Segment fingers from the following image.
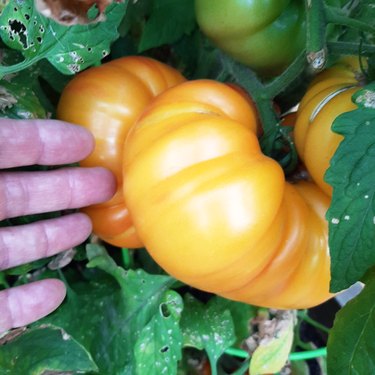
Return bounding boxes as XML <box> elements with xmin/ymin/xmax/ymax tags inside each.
<box><xmin>0</xmin><ymin>279</ymin><xmax>66</xmax><ymax>333</ymax></box>
<box><xmin>0</xmin><ymin>119</ymin><xmax>94</xmax><ymax>169</ymax></box>
<box><xmin>0</xmin><ymin>213</ymin><xmax>92</xmax><ymax>270</ymax></box>
<box><xmin>0</xmin><ymin>167</ymin><xmax>116</xmax><ymax>220</ymax></box>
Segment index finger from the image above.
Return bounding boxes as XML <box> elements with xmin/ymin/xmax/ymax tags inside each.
<box><xmin>0</xmin><ymin>119</ymin><xmax>94</xmax><ymax>169</ymax></box>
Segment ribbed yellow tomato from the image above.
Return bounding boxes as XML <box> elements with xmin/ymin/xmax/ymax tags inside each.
<box><xmin>123</xmin><ymin>80</ymin><xmax>332</xmax><ymax>309</ymax></box>
<box><xmin>57</xmin><ymin>56</ymin><xmax>186</xmax><ymax>247</ymax></box>
<box><xmin>294</xmin><ymin>57</ymin><xmax>363</xmax><ymax>196</ymax></box>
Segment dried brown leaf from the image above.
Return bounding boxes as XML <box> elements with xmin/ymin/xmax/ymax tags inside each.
<box><xmin>34</xmin><ymin>0</ymin><xmax>120</xmax><ymax>25</ymax></box>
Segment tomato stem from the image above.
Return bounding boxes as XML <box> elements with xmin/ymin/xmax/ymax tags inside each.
<box><xmin>297</xmin><ymin>310</ymin><xmax>330</xmax><ymax>334</ymax></box>
<box><xmin>263</xmin><ymin>52</ymin><xmax>307</xmax><ymax>99</ymax></box>
<box><xmin>325</xmin><ymin>5</ymin><xmax>375</xmax><ymax>34</ymax></box>
<box><xmin>121</xmin><ymin>248</ymin><xmax>133</xmax><ymax>269</ymax></box>
<box><xmin>219</xmin><ymin>53</ymin><xmax>301</xmax><ymax>172</ymax></box>
<box><xmin>327</xmin><ymin>41</ymin><xmax>375</xmax><ymax>56</ymax></box>
<box><xmin>0</xmin><ymin>57</ymin><xmax>41</xmax><ymax>78</ymax></box>
<box><xmin>305</xmin><ymin>0</ymin><xmax>328</xmax><ymax>71</ymax></box>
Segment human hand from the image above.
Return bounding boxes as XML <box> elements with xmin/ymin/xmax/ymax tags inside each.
<box><xmin>0</xmin><ymin>119</ymin><xmax>116</xmax><ymax>333</ymax></box>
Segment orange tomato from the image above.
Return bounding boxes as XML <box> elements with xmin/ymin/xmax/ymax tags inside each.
<box><xmin>123</xmin><ymin>80</ymin><xmax>332</xmax><ymax>309</ymax></box>
<box><xmin>294</xmin><ymin>57</ymin><xmax>363</xmax><ymax>196</ymax></box>
<box><xmin>57</xmin><ymin>56</ymin><xmax>186</xmax><ymax>247</ymax></box>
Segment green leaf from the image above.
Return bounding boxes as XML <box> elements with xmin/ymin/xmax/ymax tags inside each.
<box><xmin>0</xmin><ymin>0</ymin><xmax>126</xmax><ymax>76</ymax></box>
<box><xmin>38</xmin><ymin>244</ymin><xmax>176</xmax><ymax>374</ymax></box>
<box><xmin>172</xmin><ymin>31</ymin><xmax>223</xmax><ymax>79</ymax></box>
<box><xmin>327</xmin><ymin>272</ymin><xmax>375</xmax><ymax>374</ymax></box>
<box><xmin>4</xmin><ymin>257</ymin><xmax>50</xmax><ymax>276</ymax></box>
<box><xmin>340</xmin><ymin>0</ymin><xmax>375</xmax><ymax>46</ymax></box>
<box><xmin>208</xmin><ymin>296</ymin><xmax>256</xmax><ymax>346</ymax></box>
<box><xmin>0</xmin><ymin>271</ymin><xmax>9</xmax><ymax>288</ymax></box>
<box><xmin>37</xmin><ymin>59</ymin><xmax>73</xmax><ymax>94</ymax></box>
<box><xmin>135</xmin><ymin>290</ymin><xmax>183</xmax><ymax>375</ymax></box>
<box><xmin>138</xmin><ymin>0</ymin><xmax>195</xmax><ymax>52</ymax></box>
<box><xmin>0</xmin><ymin>325</ymin><xmax>98</xmax><ymax>374</ymax></box>
<box><xmin>180</xmin><ymin>294</ymin><xmax>236</xmax><ymax>371</ymax></box>
<box><xmin>250</xmin><ymin>310</ymin><xmax>296</xmax><ymax>375</ymax></box>
<box><xmin>0</xmin><ymin>65</ymin><xmax>47</xmax><ymax>119</ymax></box>
<box><xmin>325</xmin><ymin>87</ymin><xmax>375</xmax><ymax>292</ymax></box>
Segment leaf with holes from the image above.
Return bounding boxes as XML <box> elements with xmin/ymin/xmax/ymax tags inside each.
<box><xmin>325</xmin><ymin>85</ymin><xmax>375</xmax><ymax>292</ymax></box>
<box><xmin>134</xmin><ymin>290</ymin><xmax>183</xmax><ymax>375</ymax></box>
<box><xmin>180</xmin><ymin>294</ymin><xmax>236</xmax><ymax>370</ymax></box>
<box><xmin>0</xmin><ymin>66</ymin><xmax>47</xmax><ymax>119</ymax></box>
<box><xmin>38</xmin><ymin>244</ymin><xmax>177</xmax><ymax>374</ymax></box>
<box><xmin>0</xmin><ymin>0</ymin><xmax>126</xmax><ymax>76</ymax></box>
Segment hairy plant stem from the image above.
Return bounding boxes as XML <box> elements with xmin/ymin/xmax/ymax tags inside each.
<box><xmin>305</xmin><ymin>0</ymin><xmax>327</xmax><ymax>71</ymax></box>
<box><xmin>325</xmin><ymin>5</ymin><xmax>375</xmax><ymax>34</ymax></box>
<box><xmin>0</xmin><ymin>57</ymin><xmax>41</xmax><ymax>78</ymax></box>
<box><xmin>328</xmin><ymin>41</ymin><xmax>375</xmax><ymax>56</ymax></box>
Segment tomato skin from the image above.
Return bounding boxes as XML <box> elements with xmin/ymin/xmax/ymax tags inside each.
<box><xmin>195</xmin><ymin>0</ymin><xmax>305</xmax><ymax>76</ymax></box>
<box><xmin>123</xmin><ymin>80</ymin><xmax>332</xmax><ymax>309</ymax></box>
<box><xmin>195</xmin><ymin>0</ymin><xmax>345</xmax><ymax>76</ymax></box>
<box><xmin>294</xmin><ymin>57</ymin><xmax>362</xmax><ymax>196</ymax></box>
<box><xmin>57</xmin><ymin>56</ymin><xmax>186</xmax><ymax>247</ymax></box>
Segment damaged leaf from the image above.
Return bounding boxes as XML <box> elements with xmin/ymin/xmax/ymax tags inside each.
<box><xmin>0</xmin><ymin>67</ymin><xmax>47</xmax><ymax>119</ymax></box>
<box><xmin>34</xmin><ymin>0</ymin><xmax>119</xmax><ymax>26</ymax></box>
<box><xmin>0</xmin><ymin>325</ymin><xmax>98</xmax><ymax>373</ymax></box>
<box><xmin>0</xmin><ymin>0</ymin><xmax>127</xmax><ymax>76</ymax></box>
<box><xmin>248</xmin><ymin>310</ymin><xmax>296</xmax><ymax>375</ymax></box>
<box><xmin>134</xmin><ymin>291</ymin><xmax>183</xmax><ymax>375</ymax></box>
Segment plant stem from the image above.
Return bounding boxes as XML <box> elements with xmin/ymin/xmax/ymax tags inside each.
<box><xmin>229</xmin><ymin>358</ymin><xmax>251</xmax><ymax>375</ymax></box>
<box><xmin>121</xmin><ymin>248</ymin><xmax>133</xmax><ymax>269</ymax></box>
<box><xmin>209</xmin><ymin>355</ymin><xmax>218</xmax><ymax>375</ymax></box>
<box><xmin>219</xmin><ymin>53</ymin><xmax>279</xmax><ymax>155</ymax></box>
<box><xmin>0</xmin><ymin>57</ymin><xmax>41</xmax><ymax>78</ymax></box>
<box><xmin>219</xmin><ymin>53</ymin><xmax>301</xmax><ymax>168</ymax></box>
<box><xmin>297</xmin><ymin>311</ymin><xmax>330</xmax><ymax>334</ymax></box>
<box><xmin>264</xmin><ymin>52</ymin><xmax>308</xmax><ymax>99</ymax></box>
<box><xmin>305</xmin><ymin>0</ymin><xmax>328</xmax><ymax>71</ymax></box>
<box><xmin>325</xmin><ymin>5</ymin><xmax>375</xmax><ymax>34</ymax></box>
<box><xmin>328</xmin><ymin>41</ymin><xmax>375</xmax><ymax>56</ymax></box>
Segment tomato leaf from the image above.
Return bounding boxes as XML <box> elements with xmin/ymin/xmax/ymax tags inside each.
<box><xmin>135</xmin><ymin>290</ymin><xmax>183</xmax><ymax>375</ymax></box>
<box><xmin>250</xmin><ymin>310</ymin><xmax>296</xmax><ymax>375</ymax></box>
<box><xmin>327</xmin><ymin>270</ymin><xmax>375</xmax><ymax>374</ymax></box>
<box><xmin>0</xmin><ymin>72</ymin><xmax>47</xmax><ymax>120</ymax></box>
<box><xmin>138</xmin><ymin>0</ymin><xmax>196</xmax><ymax>52</ymax></box>
<box><xmin>0</xmin><ymin>325</ymin><xmax>98</xmax><ymax>373</ymax></box>
<box><xmin>209</xmin><ymin>296</ymin><xmax>256</xmax><ymax>346</ymax></box>
<box><xmin>37</xmin><ymin>244</ymin><xmax>177</xmax><ymax>374</ymax></box>
<box><xmin>0</xmin><ymin>0</ymin><xmax>126</xmax><ymax>76</ymax></box>
<box><xmin>325</xmin><ymin>85</ymin><xmax>375</xmax><ymax>292</ymax></box>
<box><xmin>180</xmin><ymin>294</ymin><xmax>236</xmax><ymax>370</ymax></box>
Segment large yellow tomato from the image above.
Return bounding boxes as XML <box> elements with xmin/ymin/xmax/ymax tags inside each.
<box><xmin>57</xmin><ymin>56</ymin><xmax>186</xmax><ymax>247</ymax></box>
<box><xmin>123</xmin><ymin>80</ymin><xmax>332</xmax><ymax>309</ymax></box>
<box><xmin>294</xmin><ymin>57</ymin><xmax>363</xmax><ymax>196</ymax></box>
